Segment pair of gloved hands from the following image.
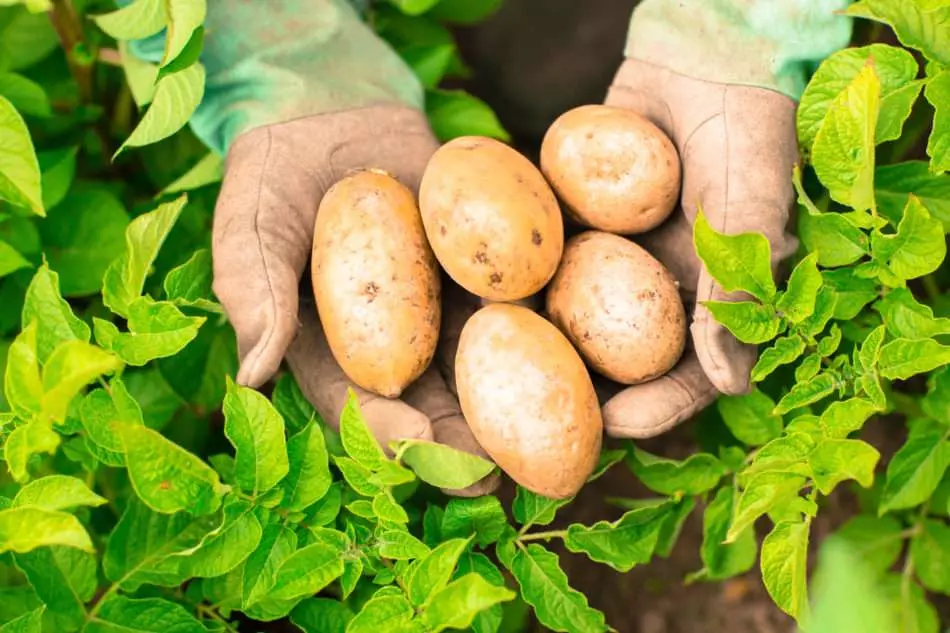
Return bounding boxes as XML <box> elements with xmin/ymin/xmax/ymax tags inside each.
<box><xmin>211</xmin><ymin>56</ymin><xmax>799</xmax><ymax>496</ymax></box>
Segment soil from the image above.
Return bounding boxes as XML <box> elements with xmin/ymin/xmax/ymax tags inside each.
<box><xmin>447</xmin><ymin>4</ymin><xmax>918</xmax><ymax>633</ymax></box>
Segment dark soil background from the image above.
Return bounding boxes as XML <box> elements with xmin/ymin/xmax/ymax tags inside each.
<box><xmin>445</xmin><ymin>3</ymin><xmax>924</xmax><ymax>632</ymax></box>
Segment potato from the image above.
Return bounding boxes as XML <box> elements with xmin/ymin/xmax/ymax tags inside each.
<box><xmin>540</xmin><ymin>104</ymin><xmax>681</xmax><ymax>234</ymax></box>
<box><xmin>419</xmin><ymin>136</ymin><xmax>564</xmax><ymax>301</ymax></box>
<box><xmin>546</xmin><ymin>231</ymin><xmax>686</xmax><ymax>385</ymax></box>
<box><xmin>312</xmin><ymin>170</ymin><xmax>440</xmax><ymax>398</ymax></box>
<box><xmin>455</xmin><ymin>303</ymin><xmax>602</xmax><ymax>498</ymax></box>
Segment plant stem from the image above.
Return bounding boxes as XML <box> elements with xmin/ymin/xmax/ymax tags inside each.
<box><xmin>86</xmin><ymin>582</ymin><xmax>120</xmax><ymax>623</ymax></box>
<box><xmin>48</xmin><ymin>0</ymin><xmax>93</xmax><ymax>103</ymax></box>
<box><xmin>518</xmin><ymin>529</ymin><xmax>567</xmax><ymax>543</ymax></box>
<box><xmin>197</xmin><ymin>604</ymin><xmax>238</xmax><ymax>633</ymax></box>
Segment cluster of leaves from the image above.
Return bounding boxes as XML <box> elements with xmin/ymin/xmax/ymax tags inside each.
<box><xmin>680</xmin><ymin>1</ymin><xmax>950</xmax><ymax>629</ymax></box>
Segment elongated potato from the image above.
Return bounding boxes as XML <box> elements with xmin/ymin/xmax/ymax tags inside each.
<box><xmin>419</xmin><ymin>136</ymin><xmax>564</xmax><ymax>301</ymax></box>
<box><xmin>546</xmin><ymin>231</ymin><xmax>686</xmax><ymax>384</ymax></box>
<box><xmin>312</xmin><ymin>170</ymin><xmax>440</xmax><ymax>398</ymax></box>
<box><xmin>541</xmin><ymin>104</ymin><xmax>681</xmax><ymax>234</ymax></box>
<box><xmin>455</xmin><ymin>303</ymin><xmax>602</xmax><ymax>498</ymax></box>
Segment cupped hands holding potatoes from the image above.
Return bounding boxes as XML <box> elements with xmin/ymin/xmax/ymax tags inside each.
<box><xmin>212</xmin><ymin>61</ymin><xmax>798</xmax><ymax>499</ymax></box>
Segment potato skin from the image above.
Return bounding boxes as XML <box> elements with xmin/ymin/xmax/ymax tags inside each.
<box><xmin>455</xmin><ymin>303</ymin><xmax>602</xmax><ymax>499</ymax></box>
<box><xmin>546</xmin><ymin>231</ymin><xmax>686</xmax><ymax>385</ymax></box>
<box><xmin>312</xmin><ymin>170</ymin><xmax>440</xmax><ymax>398</ymax></box>
<box><xmin>419</xmin><ymin>136</ymin><xmax>564</xmax><ymax>301</ymax></box>
<box><xmin>540</xmin><ymin>104</ymin><xmax>681</xmax><ymax>234</ymax></box>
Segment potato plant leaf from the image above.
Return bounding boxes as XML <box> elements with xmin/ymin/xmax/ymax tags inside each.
<box><xmin>761</xmin><ymin>519</ymin><xmax>810</xmax><ymax>622</ymax></box>
<box><xmin>394</xmin><ymin>439</ymin><xmax>495</xmax><ymax>490</ymax></box>
<box><xmin>0</xmin><ymin>94</ymin><xmax>42</xmax><ymax>216</ymax></box>
<box><xmin>222</xmin><ymin>378</ymin><xmax>288</xmax><ymax>497</ymax></box>
<box><xmin>879</xmin><ymin>427</ymin><xmax>950</xmax><ymax>513</ymax></box>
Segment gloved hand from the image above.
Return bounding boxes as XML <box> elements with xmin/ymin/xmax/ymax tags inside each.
<box><xmin>595</xmin><ymin>0</ymin><xmax>852</xmax><ymax>439</ymax></box>
<box><xmin>595</xmin><ymin>62</ymin><xmax>800</xmax><ymax>438</ymax></box>
<box><xmin>212</xmin><ymin>106</ymin><xmax>499</xmax><ymax>497</ymax></box>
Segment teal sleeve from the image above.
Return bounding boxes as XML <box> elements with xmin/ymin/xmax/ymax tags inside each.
<box><xmin>129</xmin><ymin>0</ymin><xmax>423</xmax><ymax>155</ymax></box>
<box><xmin>625</xmin><ymin>0</ymin><xmax>855</xmax><ymax>99</ymax></box>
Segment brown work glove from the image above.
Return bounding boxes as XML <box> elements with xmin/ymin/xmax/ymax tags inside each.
<box><xmin>599</xmin><ymin>58</ymin><xmax>800</xmax><ymax>439</ymax></box>
<box><xmin>212</xmin><ymin>105</ymin><xmax>499</xmax><ymax>496</ymax></box>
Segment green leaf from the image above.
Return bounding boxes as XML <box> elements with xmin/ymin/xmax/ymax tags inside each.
<box><xmin>373</xmin><ymin>491</ymin><xmax>409</xmax><ymax>524</ymax></box>
<box><xmin>94</xmin><ymin>298</ymin><xmax>205</xmax><ymax>366</ymax></box>
<box><xmin>13</xmin><ymin>547</ymin><xmax>94</xmax><ymax>630</ymax></box>
<box><xmin>878</xmin><ymin>573</ymin><xmax>939</xmax><ymax>633</ymax></box>
<box><xmin>727</xmin><ymin>472</ymin><xmax>805</xmax><ymax>542</ymax></box>
<box><xmin>809</xmin><ymin>439</ymin><xmax>880</xmax><ymax>494</ymax></box>
<box><xmin>12</xmin><ymin>474</ymin><xmax>104</xmax><ymax>511</ymax></box>
<box><xmin>388</xmin><ymin>0</ymin><xmax>439</xmax><ymax>16</ymax></box>
<box><xmin>268</xmin><ymin>539</ymin><xmax>346</xmax><ymax>602</ymax></box>
<box><xmin>104</xmin><ymin>499</ymin><xmax>217</xmax><ymax>591</ymax></box>
<box><xmin>0</xmin><ymin>240</ymin><xmax>28</xmax><ymax>281</ymax></box>
<box><xmin>117</xmin><ymin>64</ymin><xmax>205</xmax><ymax>156</ymax></box>
<box><xmin>156</xmin><ymin>319</ymin><xmax>235</xmax><ymax>411</ymax></box>
<box><xmin>876</xmin><ymin>161</ymin><xmax>950</xmax><ymax>225</ymax></box>
<box><xmin>0</xmin><ymin>507</ymin><xmax>92</xmax><ymax>553</ymax></box>
<box><xmin>92</xmin><ymin>0</ymin><xmax>164</xmax><ymax>40</ymax></box>
<box><xmin>4</xmin><ymin>321</ymin><xmax>40</xmax><ymax>419</ymax></box>
<box><xmin>281</xmin><ymin>420</ymin><xmax>331</xmax><ymax>512</ymax></box>
<box><xmin>271</xmin><ymin>373</ymin><xmax>317</xmax><ymax>435</ymax></box>
<box><xmin>774</xmin><ymin>372</ymin><xmax>837</xmax><ymax>415</ymax></box>
<box><xmin>182</xmin><ymin>499</ymin><xmax>262</xmax><ymax>578</ymax></box>
<box><xmin>824</xmin><ymin>515</ymin><xmax>903</xmax><ymax>572</ymax></box>
<box><xmin>702</xmin><ymin>300</ymin><xmax>782</xmax><ymax>344</ymax></box>
<box><xmin>441</xmin><ymin>496</ymin><xmax>507</xmax><ymax>547</ymax></box>
<box><xmin>776</xmin><ymin>253</ymin><xmax>823</xmax><ymax>323</ymax></box>
<box><xmin>859</xmin><ymin>325</ymin><xmax>887</xmax><ymax>369</ymax></box>
<box><xmin>879</xmin><ymin>338</ymin><xmax>950</xmax><ymax>379</ymax></box>
<box><xmin>0</xmin><ymin>73</ymin><xmax>48</xmax><ymax>118</ymax></box>
<box><xmin>307</xmin><ymin>481</ymin><xmax>342</xmax><ymax>527</ymax></box>
<box><xmin>395</xmin><ymin>439</ymin><xmax>495</xmax><ymax>490</ymax></box>
<box><xmin>345</xmin><ymin>593</ymin><xmax>415</xmax><ymax>633</ymax></box>
<box><xmin>871</xmin><ymin>196</ymin><xmax>946</xmax><ymax>280</ymax></box>
<box><xmin>925</xmin><ymin>70</ymin><xmax>950</xmax><ymax>173</ymax></box>
<box><xmin>41</xmin><ymin>341</ymin><xmax>122</xmax><ymax>423</ymax></box>
<box><xmin>855</xmin><ymin>0</ymin><xmax>950</xmax><ymax>66</ymax></box>
<box><xmin>377</xmin><ymin>529</ymin><xmax>430</xmax><ymax>560</ymax></box>
<box><xmin>0</xmin><ymin>608</ymin><xmax>43</xmax><ymax>633</ymax></box>
<box><xmin>797</xmin><ymin>206</ymin><xmax>869</xmax><ymax>268</ymax></box>
<box><xmin>797</xmin><ymin>45</ymin><xmax>921</xmax><ymax>151</ymax></box>
<box><xmin>345</xmin><ymin>499</ymin><xmax>374</xmax><ymax>520</ymax></box>
<box><xmin>879</xmin><ymin>427</ymin><xmax>950</xmax><ymax>513</ymax></box>
<box><xmin>627</xmin><ymin>448</ymin><xmax>726</xmax><ymax>495</ymax></box>
<box><xmin>751</xmin><ymin>335</ymin><xmax>806</xmax><ymax>382</ymax></box>
<box><xmin>812</xmin><ymin>61</ymin><xmax>879</xmax><ymax>213</ymax></box>
<box><xmin>422</xmin><ymin>573</ymin><xmax>515</xmax><ymax>633</ymax></box>
<box><xmin>22</xmin><ymin>263</ymin><xmax>89</xmax><ymax>363</ymax></box>
<box><xmin>425</xmin><ymin>88</ymin><xmax>510</xmax><ymax>142</ymax></box>
<box><xmin>697</xmin><ymin>487</ymin><xmax>756</xmax><ymax>581</ymax></box>
<box><xmin>876</xmin><ymin>287</ymin><xmax>950</xmax><ymax>338</ymax></box>
<box><xmin>39</xmin><ymin>186</ymin><xmax>129</xmax><ymax>296</ymax></box>
<box><xmin>0</xmin><ymin>95</ymin><xmax>41</xmax><ymax>216</ymax></box>
<box><xmin>761</xmin><ymin>519</ymin><xmax>810</xmax><ymax>622</ymax></box>
<box><xmin>4</xmin><ymin>420</ymin><xmax>58</xmax><ymax>483</ymax></box>
<box><xmin>334</xmin><ymin>457</ymin><xmax>381</xmax><ymax>497</ymax></box>
<box><xmin>222</xmin><ymin>378</ymin><xmax>288</xmax><ymax>497</ymax></box>
<box><xmin>823</xmin><ymin>268</ymin><xmax>878</xmax><ymax>320</ymax></box>
<box><xmin>339</xmin><ymin>391</ymin><xmax>387</xmax><ymax>471</ymax></box>
<box><xmin>454</xmin><ymin>552</ymin><xmax>505</xmax><ymax>633</ymax></box>
<box><xmin>121</xmin><ymin>423</ymin><xmax>226</xmax><ymax>515</ymax></box>
<box><xmin>564</xmin><ymin>502</ymin><xmax>672</xmax><ymax>572</ymax></box>
<box><xmin>820</xmin><ymin>397</ymin><xmax>880</xmax><ymax>439</ymax></box>
<box><xmin>161</xmin><ymin>0</ymin><xmax>206</xmax><ymax>67</ymax></box>
<box><xmin>693</xmin><ymin>210</ymin><xmax>776</xmax><ymax>301</ymax></box>
<box><xmin>505</xmin><ymin>543</ymin><xmax>606</xmax><ymax>633</ymax></box>
<box><xmin>741</xmin><ymin>433</ymin><xmax>815</xmax><ymax>484</ymax></box>
<box><xmin>923</xmin><ymin>368</ymin><xmax>950</xmax><ymax>424</ymax></box>
<box><xmin>512</xmin><ymin>486</ymin><xmax>570</xmax><ymax>529</ymax></box>
<box><xmin>801</xmin><ymin>284</ymin><xmax>838</xmax><ymax>337</ymax></box>
<box><xmin>910</xmin><ymin>519</ymin><xmax>950</xmax><ymax>594</ymax></box>
<box><xmin>162</xmin><ymin>248</ymin><xmax>217</xmax><ymax>311</ymax></box>
<box><xmin>85</xmin><ymin>596</ymin><xmax>204</xmax><ymax>633</ymax></box>
<box><xmin>161</xmin><ymin>154</ymin><xmax>223</xmax><ymax>195</ymax></box>
<box><xmin>717</xmin><ymin>389</ymin><xmax>783</xmax><ymax>446</ymax></box>
<box><xmin>119</xmin><ymin>40</ymin><xmax>158</xmax><ymax>107</ymax></box>
<box><xmin>408</xmin><ymin>537</ymin><xmax>471</xmax><ymax>607</ymax></box>
<box><xmin>290</xmin><ymin>598</ymin><xmax>352</xmax><ymax>633</ymax></box>
<box><xmin>102</xmin><ymin>195</ymin><xmax>187</xmax><ymax>317</ymax></box>
<box><xmin>0</xmin><ymin>6</ymin><xmax>57</xmax><ymax>72</ymax></box>
<box><xmin>400</xmin><ymin>44</ymin><xmax>454</xmax><ymax>89</ymax></box>
<box><xmin>37</xmin><ymin>147</ymin><xmax>75</xmax><ymax>212</ymax></box>
<box><xmin>79</xmin><ymin>380</ymin><xmax>142</xmax><ymax>466</ymax></box>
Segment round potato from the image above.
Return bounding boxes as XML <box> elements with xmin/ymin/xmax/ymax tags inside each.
<box><xmin>455</xmin><ymin>303</ymin><xmax>602</xmax><ymax>499</ymax></box>
<box><xmin>546</xmin><ymin>231</ymin><xmax>686</xmax><ymax>385</ymax></box>
<box><xmin>540</xmin><ymin>104</ymin><xmax>681</xmax><ymax>234</ymax></box>
<box><xmin>312</xmin><ymin>170</ymin><xmax>440</xmax><ymax>398</ymax></box>
<box><xmin>419</xmin><ymin>136</ymin><xmax>564</xmax><ymax>301</ymax></box>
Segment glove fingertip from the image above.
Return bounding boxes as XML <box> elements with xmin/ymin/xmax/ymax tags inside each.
<box><xmin>690</xmin><ymin>308</ymin><xmax>754</xmax><ymax>396</ymax></box>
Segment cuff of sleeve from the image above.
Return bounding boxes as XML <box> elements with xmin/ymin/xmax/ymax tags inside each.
<box><xmin>624</xmin><ymin>0</ymin><xmax>854</xmax><ymax>101</ymax></box>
